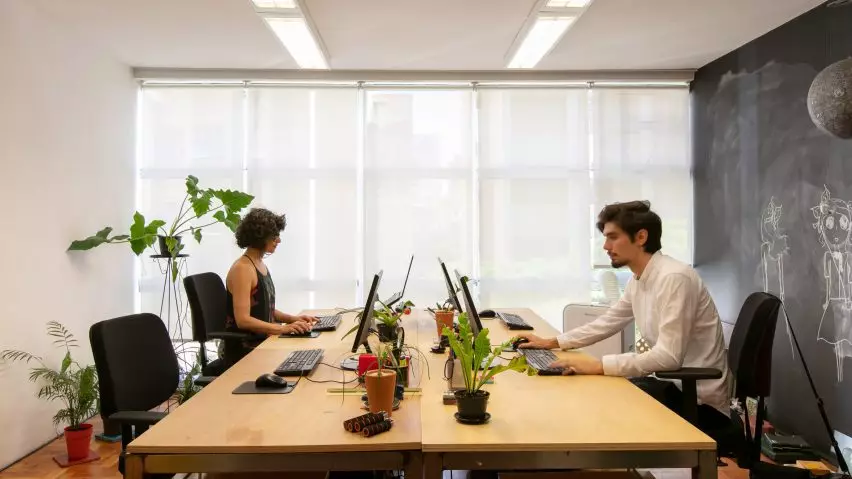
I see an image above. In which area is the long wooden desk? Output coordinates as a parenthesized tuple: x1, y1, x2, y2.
(125, 308, 717, 479)
(412, 309, 718, 479)
(124, 309, 425, 478)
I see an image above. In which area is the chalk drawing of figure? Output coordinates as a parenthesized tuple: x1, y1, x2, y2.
(812, 186, 852, 382)
(760, 197, 793, 354)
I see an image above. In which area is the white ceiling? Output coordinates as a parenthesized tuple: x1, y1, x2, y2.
(31, 0, 826, 71)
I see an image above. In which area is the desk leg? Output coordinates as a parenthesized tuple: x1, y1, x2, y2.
(423, 452, 442, 479)
(125, 454, 145, 479)
(405, 451, 423, 479)
(692, 450, 717, 479)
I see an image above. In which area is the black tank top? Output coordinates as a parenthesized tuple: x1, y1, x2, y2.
(224, 255, 277, 352)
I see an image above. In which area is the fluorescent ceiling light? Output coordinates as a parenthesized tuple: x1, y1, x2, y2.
(264, 16, 328, 69)
(507, 16, 574, 69)
(546, 0, 590, 7)
(252, 0, 297, 8)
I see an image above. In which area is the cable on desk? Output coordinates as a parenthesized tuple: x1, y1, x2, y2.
(319, 362, 355, 371)
(303, 375, 360, 385)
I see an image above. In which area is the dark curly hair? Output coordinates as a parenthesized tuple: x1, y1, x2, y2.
(235, 208, 287, 249)
(596, 200, 662, 254)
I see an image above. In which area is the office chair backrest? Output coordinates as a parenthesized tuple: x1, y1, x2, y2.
(184, 272, 228, 342)
(90, 313, 179, 417)
(727, 292, 782, 399)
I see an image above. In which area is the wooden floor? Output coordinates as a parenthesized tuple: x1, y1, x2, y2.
(0, 415, 750, 479)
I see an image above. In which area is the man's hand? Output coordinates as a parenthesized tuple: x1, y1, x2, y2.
(281, 322, 312, 335)
(295, 314, 319, 324)
(549, 355, 604, 376)
(515, 333, 559, 350)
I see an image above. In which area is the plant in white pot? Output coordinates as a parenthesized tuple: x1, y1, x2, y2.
(441, 312, 533, 423)
(0, 322, 100, 464)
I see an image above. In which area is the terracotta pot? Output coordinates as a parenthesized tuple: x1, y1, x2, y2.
(64, 423, 93, 460)
(364, 369, 397, 416)
(434, 310, 453, 334)
(454, 390, 490, 420)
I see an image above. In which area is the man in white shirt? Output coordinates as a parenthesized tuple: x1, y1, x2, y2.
(518, 200, 732, 429)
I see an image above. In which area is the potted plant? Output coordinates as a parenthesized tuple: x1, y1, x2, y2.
(433, 300, 455, 341)
(362, 336, 399, 416)
(67, 175, 254, 281)
(374, 300, 413, 342)
(441, 313, 533, 424)
(343, 300, 414, 343)
(174, 351, 202, 406)
(0, 322, 100, 464)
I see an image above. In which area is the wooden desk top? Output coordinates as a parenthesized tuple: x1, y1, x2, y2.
(129, 307, 714, 455)
(127, 309, 422, 454)
(411, 308, 717, 453)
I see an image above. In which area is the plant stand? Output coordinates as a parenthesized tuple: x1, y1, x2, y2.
(150, 254, 201, 410)
(53, 450, 100, 467)
(150, 254, 190, 342)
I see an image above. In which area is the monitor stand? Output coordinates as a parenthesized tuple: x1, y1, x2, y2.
(340, 343, 373, 371)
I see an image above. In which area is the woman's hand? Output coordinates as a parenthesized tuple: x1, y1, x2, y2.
(295, 314, 319, 324)
(280, 322, 312, 335)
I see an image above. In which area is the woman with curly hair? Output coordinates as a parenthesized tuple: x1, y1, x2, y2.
(222, 208, 317, 365)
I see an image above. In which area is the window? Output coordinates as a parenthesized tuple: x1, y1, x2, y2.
(138, 83, 691, 331)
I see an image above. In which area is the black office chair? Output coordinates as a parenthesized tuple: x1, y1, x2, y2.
(657, 291, 782, 468)
(184, 272, 253, 386)
(90, 313, 179, 476)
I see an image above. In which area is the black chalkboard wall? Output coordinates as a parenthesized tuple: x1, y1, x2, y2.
(692, 2, 852, 456)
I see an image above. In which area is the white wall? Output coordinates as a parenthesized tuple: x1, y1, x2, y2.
(0, 2, 136, 469)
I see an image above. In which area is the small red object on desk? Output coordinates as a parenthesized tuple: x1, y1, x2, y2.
(357, 353, 378, 376)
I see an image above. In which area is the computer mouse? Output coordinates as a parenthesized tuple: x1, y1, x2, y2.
(479, 309, 497, 318)
(255, 373, 289, 389)
(511, 337, 530, 350)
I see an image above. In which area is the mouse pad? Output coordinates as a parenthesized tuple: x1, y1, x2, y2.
(232, 381, 296, 395)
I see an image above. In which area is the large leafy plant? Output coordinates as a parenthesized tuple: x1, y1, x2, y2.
(441, 313, 533, 395)
(68, 175, 253, 279)
(0, 322, 99, 430)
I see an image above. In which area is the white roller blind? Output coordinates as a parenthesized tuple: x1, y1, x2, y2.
(247, 87, 360, 310)
(364, 89, 474, 307)
(138, 83, 692, 332)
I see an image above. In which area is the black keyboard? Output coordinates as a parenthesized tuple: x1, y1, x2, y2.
(312, 314, 341, 332)
(519, 349, 565, 376)
(496, 312, 534, 330)
(274, 349, 324, 376)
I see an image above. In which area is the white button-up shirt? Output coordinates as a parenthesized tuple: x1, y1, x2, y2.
(557, 252, 732, 415)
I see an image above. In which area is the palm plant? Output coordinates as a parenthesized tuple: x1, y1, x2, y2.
(0, 321, 99, 430)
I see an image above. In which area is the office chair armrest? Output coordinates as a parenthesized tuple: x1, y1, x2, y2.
(194, 375, 215, 387)
(656, 367, 722, 380)
(208, 331, 253, 340)
(108, 411, 167, 427)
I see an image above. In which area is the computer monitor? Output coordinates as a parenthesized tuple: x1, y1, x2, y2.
(339, 270, 384, 372)
(438, 257, 462, 312)
(384, 255, 414, 308)
(455, 270, 484, 337)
